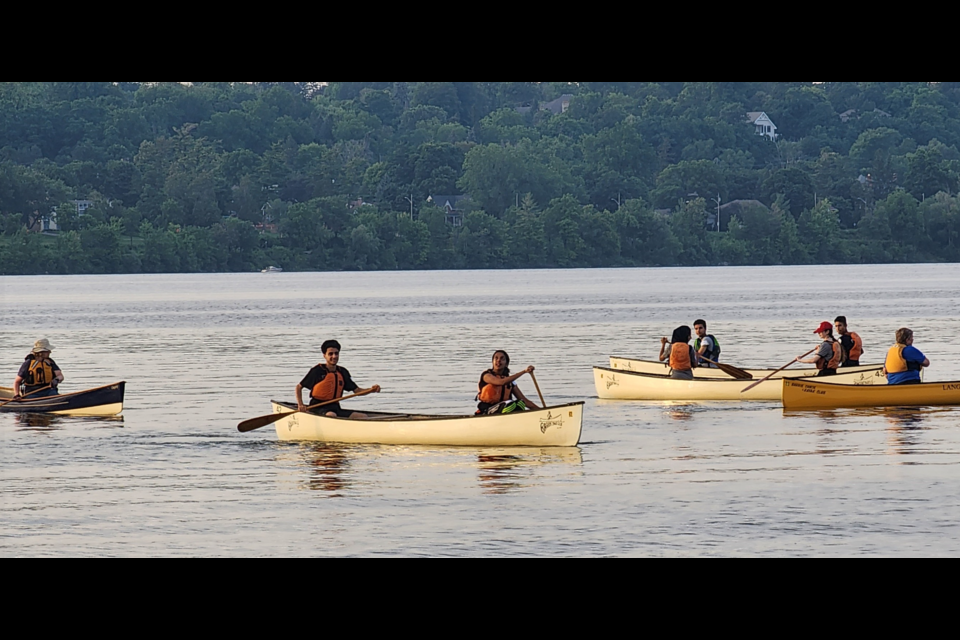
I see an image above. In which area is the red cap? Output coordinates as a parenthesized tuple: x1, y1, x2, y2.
(814, 321, 833, 334)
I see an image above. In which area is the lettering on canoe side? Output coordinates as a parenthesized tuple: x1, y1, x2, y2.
(540, 412, 564, 434)
(288, 414, 299, 432)
(944, 384, 960, 391)
(621, 362, 634, 371)
(606, 374, 620, 390)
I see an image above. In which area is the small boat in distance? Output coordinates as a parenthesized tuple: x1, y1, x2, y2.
(261, 266, 283, 273)
(267, 401, 584, 447)
(0, 382, 126, 416)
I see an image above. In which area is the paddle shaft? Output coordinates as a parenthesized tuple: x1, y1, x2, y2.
(699, 357, 753, 380)
(741, 349, 817, 394)
(0, 385, 53, 409)
(530, 372, 547, 409)
(238, 389, 376, 433)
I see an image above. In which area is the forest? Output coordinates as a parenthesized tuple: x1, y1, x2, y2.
(2, 81, 960, 274)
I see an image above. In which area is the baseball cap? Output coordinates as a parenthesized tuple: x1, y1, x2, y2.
(814, 322, 833, 334)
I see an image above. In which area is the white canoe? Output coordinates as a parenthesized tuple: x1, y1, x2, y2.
(270, 401, 584, 447)
(609, 356, 883, 380)
(595, 366, 887, 402)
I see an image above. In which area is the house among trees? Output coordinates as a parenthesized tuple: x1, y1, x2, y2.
(428, 195, 470, 227)
(746, 112, 778, 140)
(541, 95, 574, 115)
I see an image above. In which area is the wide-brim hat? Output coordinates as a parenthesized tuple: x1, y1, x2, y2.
(32, 339, 54, 354)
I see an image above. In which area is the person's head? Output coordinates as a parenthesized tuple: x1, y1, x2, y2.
(31, 339, 54, 359)
(814, 321, 834, 340)
(694, 320, 707, 339)
(672, 326, 692, 345)
(321, 340, 342, 366)
(896, 328, 914, 346)
(835, 316, 849, 335)
(492, 350, 510, 375)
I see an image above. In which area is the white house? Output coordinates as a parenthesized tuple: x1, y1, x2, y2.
(746, 112, 778, 140)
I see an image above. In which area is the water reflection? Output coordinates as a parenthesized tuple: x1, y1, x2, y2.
(477, 448, 583, 495)
(14, 413, 64, 430)
(302, 444, 351, 495)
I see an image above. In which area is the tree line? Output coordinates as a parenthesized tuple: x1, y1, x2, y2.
(2, 81, 960, 274)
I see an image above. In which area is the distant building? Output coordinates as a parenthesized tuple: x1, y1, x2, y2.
(541, 94, 574, 116)
(839, 109, 858, 123)
(428, 195, 470, 227)
(746, 112, 778, 140)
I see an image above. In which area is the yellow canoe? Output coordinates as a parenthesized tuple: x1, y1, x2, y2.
(782, 378, 960, 410)
(596, 366, 886, 402)
(608, 357, 882, 380)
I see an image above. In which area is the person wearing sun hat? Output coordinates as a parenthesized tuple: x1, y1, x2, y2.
(796, 322, 844, 377)
(12, 339, 64, 400)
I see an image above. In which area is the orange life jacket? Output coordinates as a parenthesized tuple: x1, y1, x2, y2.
(848, 332, 864, 361)
(669, 343, 693, 372)
(817, 341, 843, 371)
(24, 357, 55, 388)
(477, 370, 514, 405)
(311, 367, 346, 402)
(885, 345, 909, 374)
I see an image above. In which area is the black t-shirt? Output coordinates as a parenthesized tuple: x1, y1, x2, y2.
(839, 335, 855, 360)
(300, 366, 359, 395)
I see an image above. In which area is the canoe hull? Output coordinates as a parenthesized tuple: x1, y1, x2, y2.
(609, 357, 883, 380)
(271, 402, 584, 447)
(0, 382, 125, 417)
(783, 378, 960, 410)
(595, 367, 886, 402)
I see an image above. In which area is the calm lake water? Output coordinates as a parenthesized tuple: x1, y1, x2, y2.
(3, 265, 960, 557)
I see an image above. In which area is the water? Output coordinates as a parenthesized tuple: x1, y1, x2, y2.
(3, 265, 960, 557)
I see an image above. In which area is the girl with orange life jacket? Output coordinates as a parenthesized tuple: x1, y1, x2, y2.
(476, 351, 540, 415)
(659, 326, 698, 380)
(295, 340, 381, 419)
(797, 322, 843, 377)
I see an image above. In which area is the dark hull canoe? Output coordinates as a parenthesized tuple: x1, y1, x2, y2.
(0, 382, 125, 416)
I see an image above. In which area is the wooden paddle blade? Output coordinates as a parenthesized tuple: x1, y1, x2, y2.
(238, 411, 292, 433)
(716, 363, 753, 381)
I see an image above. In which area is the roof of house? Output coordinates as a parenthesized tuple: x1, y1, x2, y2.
(720, 199, 769, 212)
(429, 195, 470, 210)
(541, 94, 574, 115)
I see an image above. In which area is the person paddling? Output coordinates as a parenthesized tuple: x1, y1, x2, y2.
(883, 328, 930, 385)
(834, 316, 864, 367)
(476, 351, 540, 415)
(12, 339, 63, 400)
(659, 326, 698, 380)
(694, 320, 721, 368)
(797, 322, 843, 377)
(296, 341, 381, 419)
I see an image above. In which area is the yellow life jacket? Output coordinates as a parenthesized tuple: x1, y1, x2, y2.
(311, 367, 345, 402)
(478, 370, 514, 405)
(24, 357, 55, 388)
(885, 345, 909, 374)
(817, 341, 843, 371)
(669, 343, 693, 372)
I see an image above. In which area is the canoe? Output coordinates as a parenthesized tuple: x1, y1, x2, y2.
(783, 378, 960, 410)
(594, 367, 886, 402)
(0, 382, 125, 416)
(609, 356, 883, 380)
(269, 401, 584, 447)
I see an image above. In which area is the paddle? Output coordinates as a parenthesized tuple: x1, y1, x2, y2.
(741, 349, 817, 394)
(699, 357, 753, 381)
(530, 372, 547, 409)
(238, 389, 377, 433)
(0, 385, 53, 409)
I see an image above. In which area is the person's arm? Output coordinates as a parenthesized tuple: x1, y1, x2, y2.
(659, 338, 669, 362)
(483, 367, 534, 387)
(296, 384, 308, 412)
(12, 376, 24, 399)
(512, 386, 540, 411)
